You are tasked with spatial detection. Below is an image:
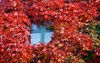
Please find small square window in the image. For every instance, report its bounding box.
[31,24,53,44]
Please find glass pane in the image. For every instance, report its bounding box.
[31,24,53,44]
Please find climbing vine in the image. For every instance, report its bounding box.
[0,0,100,63]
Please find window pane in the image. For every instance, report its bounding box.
[31,24,53,44]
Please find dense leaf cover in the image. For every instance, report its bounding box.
[0,0,100,63]
[0,11,33,63]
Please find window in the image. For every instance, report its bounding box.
[31,24,53,44]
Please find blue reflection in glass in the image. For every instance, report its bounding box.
[31,24,53,44]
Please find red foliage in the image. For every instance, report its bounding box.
[0,11,33,63]
[30,0,100,63]
[0,0,100,63]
